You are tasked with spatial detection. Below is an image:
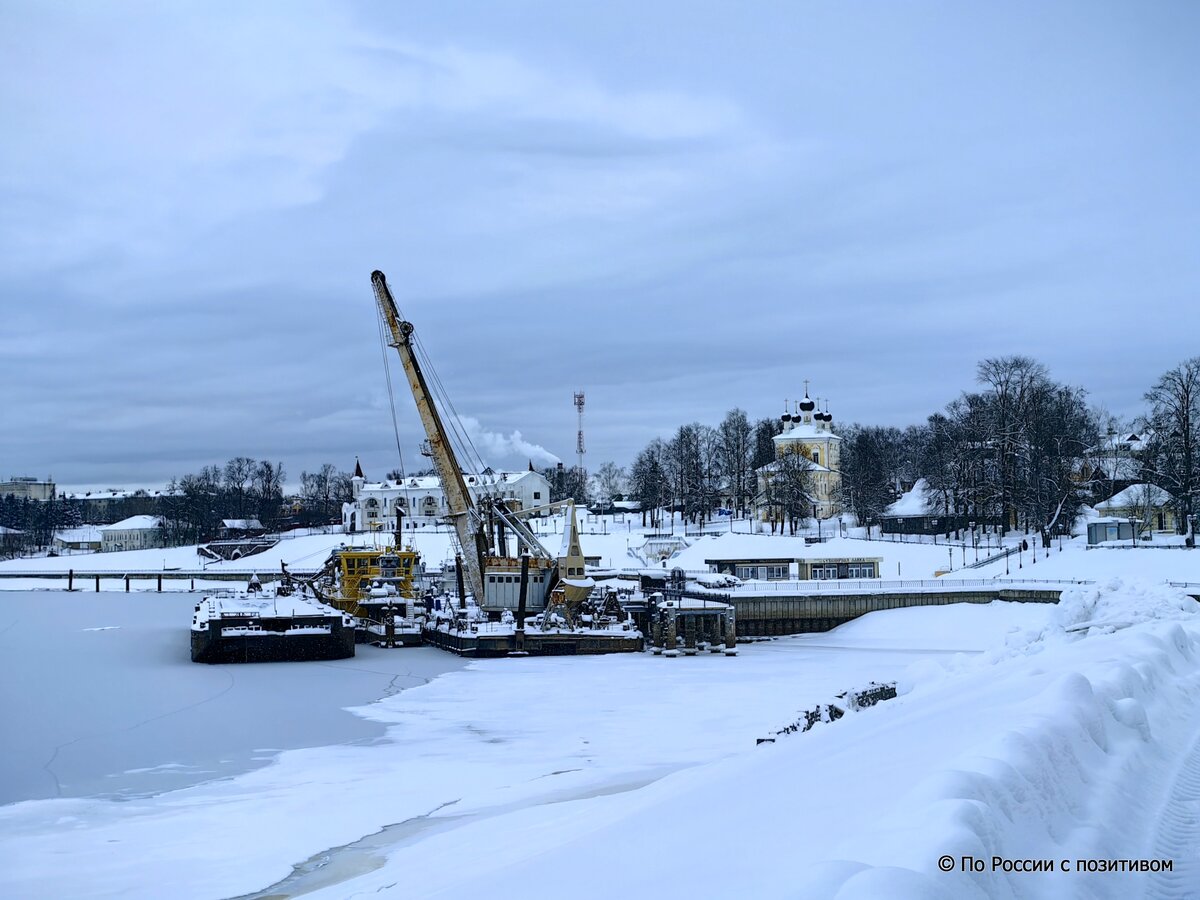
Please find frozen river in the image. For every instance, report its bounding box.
[1,592,1058,900]
[0,590,464,804]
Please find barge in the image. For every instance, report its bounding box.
[191,581,357,663]
[422,592,643,657]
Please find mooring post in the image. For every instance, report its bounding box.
[683,616,698,654]
[68,569,74,591]
[157,573,163,592]
[190,578,195,591]
[125,574,130,592]
[95,574,100,592]
[515,552,530,652]
[455,553,466,610]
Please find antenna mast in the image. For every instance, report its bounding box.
[573,391,586,501]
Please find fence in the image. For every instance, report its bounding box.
[716,576,1092,595]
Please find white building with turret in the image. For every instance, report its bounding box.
[342,462,552,533]
[756,390,843,521]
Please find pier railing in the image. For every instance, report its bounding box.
[707,576,1093,596]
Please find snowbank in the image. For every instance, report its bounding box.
[1050,577,1200,632]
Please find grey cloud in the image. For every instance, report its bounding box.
[3,1,1199,487]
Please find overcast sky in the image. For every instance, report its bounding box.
[2,0,1198,490]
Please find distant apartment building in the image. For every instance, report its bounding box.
[0,476,56,501]
[100,515,164,552]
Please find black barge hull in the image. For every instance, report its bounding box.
[191,624,355,664]
[422,626,643,658]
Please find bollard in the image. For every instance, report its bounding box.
[68,569,74,591]
[455,554,466,610]
[190,578,195,591]
[514,552,530,653]
[95,574,100,592]
[157,573,163,592]
[125,575,130,592]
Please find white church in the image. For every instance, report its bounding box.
[756,389,843,521]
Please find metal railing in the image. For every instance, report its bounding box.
[709,576,1090,595]
[961,545,1020,570]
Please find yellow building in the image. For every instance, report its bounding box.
[757,391,843,521]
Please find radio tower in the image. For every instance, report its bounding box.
[573,391,586,501]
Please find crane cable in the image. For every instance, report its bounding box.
[375,302,407,485]
[377,278,496,511]
[411,331,489,477]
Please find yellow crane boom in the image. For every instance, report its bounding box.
[370,270,489,603]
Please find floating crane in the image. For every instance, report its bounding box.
[370,270,592,617]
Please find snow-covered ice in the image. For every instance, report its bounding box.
[0,591,464,804]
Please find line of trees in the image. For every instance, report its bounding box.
[588,354,1199,547]
[620,409,803,530]
[159,457,288,545]
[839,355,1200,546]
[1,458,360,556]
[160,458,357,545]
[0,494,83,556]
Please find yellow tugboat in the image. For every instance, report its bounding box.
[312,542,426,645]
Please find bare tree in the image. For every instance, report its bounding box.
[591,461,627,506]
[223,456,256,519]
[976,355,1050,533]
[252,460,286,529]
[761,449,815,535]
[629,440,668,528]
[1141,357,1200,540]
[1126,482,1165,537]
[840,424,908,528]
[718,408,755,516]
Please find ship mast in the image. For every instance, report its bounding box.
[370,270,489,603]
